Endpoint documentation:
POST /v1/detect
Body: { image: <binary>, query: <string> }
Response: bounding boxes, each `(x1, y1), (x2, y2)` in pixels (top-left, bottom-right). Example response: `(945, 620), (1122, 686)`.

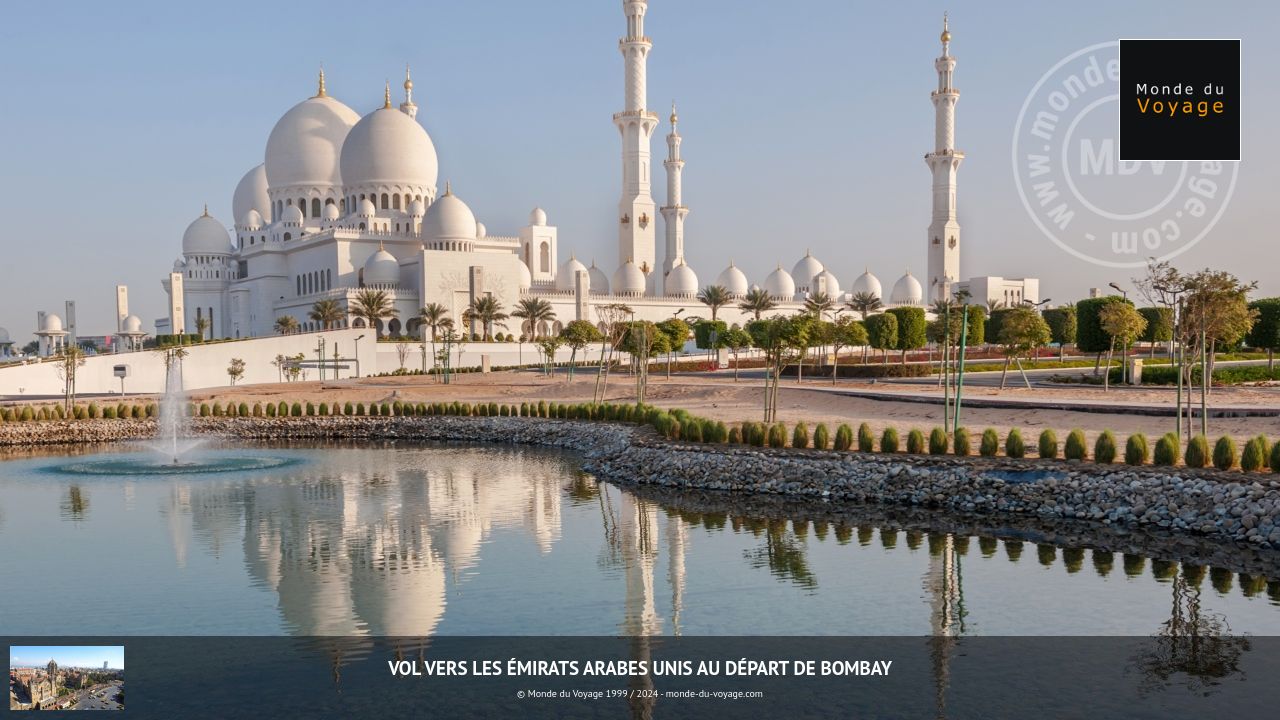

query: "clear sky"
(0, 0), (1274, 340)
(9, 645), (124, 669)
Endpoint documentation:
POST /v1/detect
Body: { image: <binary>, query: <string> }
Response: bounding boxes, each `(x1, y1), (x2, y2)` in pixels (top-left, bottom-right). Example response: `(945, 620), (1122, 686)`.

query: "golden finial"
(316, 65), (327, 98)
(383, 80), (392, 109)
(404, 64), (413, 92)
(941, 12), (951, 44)
(379, 239), (385, 251)
(202, 203), (209, 217)
(444, 180), (452, 196)
(670, 100), (678, 125)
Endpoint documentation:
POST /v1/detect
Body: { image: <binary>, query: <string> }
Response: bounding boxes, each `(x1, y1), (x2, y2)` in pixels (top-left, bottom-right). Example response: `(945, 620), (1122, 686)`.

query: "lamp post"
(353, 334), (365, 378)
(1153, 280), (1188, 442)
(1108, 283), (1130, 383)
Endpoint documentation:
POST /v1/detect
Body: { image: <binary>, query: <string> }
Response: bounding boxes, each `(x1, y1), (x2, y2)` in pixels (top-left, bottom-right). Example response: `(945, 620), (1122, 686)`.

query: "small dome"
(40, 314), (64, 333)
(850, 268), (882, 299)
(475, 221), (487, 238)
(172, 257), (187, 270)
(791, 250), (825, 291)
(890, 270), (923, 305)
(322, 202), (340, 221)
(763, 265), (796, 300)
(182, 211), (232, 255)
(240, 209), (264, 230)
(516, 258), (533, 289)
(665, 262), (699, 298)
(363, 246), (400, 286)
(588, 262), (610, 295)
(357, 197), (376, 217)
(715, 262), (749, 297)
(281, 204), (304, 225)
(530, 207), (547, 226)
(408, 199), (426, 217)
(422, 190), (477, 243)
(814, 269), (841, 297)
(557, 255), (588, 292)
(123, 315), (143, 333)
(264, 94), (360, 190)
(339, 105), (438, 194)
(233, 164), (271, 225)
(612, 260), (646, 296)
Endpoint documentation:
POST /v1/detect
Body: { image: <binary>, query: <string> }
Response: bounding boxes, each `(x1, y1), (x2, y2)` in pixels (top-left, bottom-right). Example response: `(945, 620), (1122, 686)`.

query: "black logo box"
(1119, 39), (1240, 161)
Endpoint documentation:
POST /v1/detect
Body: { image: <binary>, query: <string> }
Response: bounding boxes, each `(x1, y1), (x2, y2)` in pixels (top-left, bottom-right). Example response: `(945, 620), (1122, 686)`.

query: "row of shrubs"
(1108, 364), (1280, 386)
(0, 403), (160, 421)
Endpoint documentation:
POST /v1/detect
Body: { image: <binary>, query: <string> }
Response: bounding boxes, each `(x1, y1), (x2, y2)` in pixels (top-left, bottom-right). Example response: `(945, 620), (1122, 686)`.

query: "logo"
(1012, 41), (1238, 269)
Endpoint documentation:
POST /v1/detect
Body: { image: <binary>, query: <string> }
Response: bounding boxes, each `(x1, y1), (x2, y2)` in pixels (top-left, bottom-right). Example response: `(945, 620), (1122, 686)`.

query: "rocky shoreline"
(3, 416), (1279, 554)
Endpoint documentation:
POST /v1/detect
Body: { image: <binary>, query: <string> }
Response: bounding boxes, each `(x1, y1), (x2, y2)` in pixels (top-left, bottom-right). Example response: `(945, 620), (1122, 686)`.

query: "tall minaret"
(926, 13), (963, 303)
(660, 101), (688, 291)
(400, 64), (418, 119)
(615, 0), (659, 290)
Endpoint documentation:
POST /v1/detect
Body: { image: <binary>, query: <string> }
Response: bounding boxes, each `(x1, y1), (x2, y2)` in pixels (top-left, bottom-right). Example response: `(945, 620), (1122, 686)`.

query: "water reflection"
(59, 485), (89, 521)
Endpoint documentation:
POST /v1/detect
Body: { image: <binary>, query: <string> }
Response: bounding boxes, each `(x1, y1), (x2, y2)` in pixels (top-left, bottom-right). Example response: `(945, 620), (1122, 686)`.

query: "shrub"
(749, 422), (766, 447)
(538, 400), (548, 418)
(979, 428), (999, 457)
(1038, 430), (1058, 459)
(1213, 436), (1237, 471)
(711, 421), (729, 443)
(1125, 433), (1149, 466)
(1094, 431), (1117, 464)
(355, 402), (366, 416)
(1252, 435), (1271, 468)
(928, 428), (948, 455)
(304, 402), (314, 416)
(226, 403), (238, 418)
(1271, 441), (1280, 473)
(1005, 429), (1026, 458)
(1065, 429), (1088, 460)
(278, 401), (289, 417)
(200, 403), (211, 417)
(953, 427), (971, 456)
(291, 402), (303, 417)
(1241, 436), (1266, 472)
(768, 423), (788, 449)
(148, 403), (159, 418)
(857, 423), (875, 453)
(345, 401), (355, 415)
(834, 424), (854, 451)
(1185, 435), (1209, 468)
(266, 402), (277, 417)
(102, 406), (116, 419)
(813, 424), (830, 450)
(1153, 433), (1179, 466)
(239, 402), (250, 417)
(212, 402), (225, 417)
(686, 422), (703, 443)
(792, 423), (809, 449)
(117, 403), (127, 418)
(88, 402), (100, 419)
(252, 402), (263, 417)
(904, 428), (924, 454)
(379, 403), (390, 416)
(728, 426), (742, 444)
(318, 402), (328, 416)
(880, 427), (900, 453)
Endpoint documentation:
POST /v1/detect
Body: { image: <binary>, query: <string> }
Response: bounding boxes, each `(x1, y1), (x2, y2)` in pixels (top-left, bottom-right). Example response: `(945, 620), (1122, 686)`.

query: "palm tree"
(697, 285), (731, 322)
(512, 297), (556, 340)
(273, 315), (299, 335)
(194, 316), (211, 341)
(846, 291), (882, 320)
(739, 287), (776, 320)
(309, 299), (343, 330)
(352, 289), (398, 336)
(804, 292), (835, 321)
(416, 303), (450, 341)
(986, 298), (1005, 312)
(463, 295), (509, 341)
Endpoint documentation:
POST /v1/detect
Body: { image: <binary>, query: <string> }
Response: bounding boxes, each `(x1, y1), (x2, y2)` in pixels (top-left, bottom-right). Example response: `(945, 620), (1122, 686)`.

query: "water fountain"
(151, 347), (203, 465)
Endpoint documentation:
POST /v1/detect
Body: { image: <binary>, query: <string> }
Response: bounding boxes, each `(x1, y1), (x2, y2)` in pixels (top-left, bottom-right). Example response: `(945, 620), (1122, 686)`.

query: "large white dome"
(588, 261), (610, 295)
(791, 251), (825, 291)
(665, 262), (699, 298)
(264, 94), (360, 190)
(814, 269), (841, 297)
(715, 262), (749, 297)
(182, 211), (232, 255)
(233, 164), (271, 225)
(363, 246), (400, 286)
(850, 268), (882, 298)
(516, 258), (533, 290)
(422, 190), (477, 242)
(763, 265), (796, 300)
(557, 256), (588, 292)
(122, 315), (143, 333)
(40, 314), (64, 333)
(612, 260), (646, 296)
(339, 106), (438, 195)
(890, 271), (923, 305)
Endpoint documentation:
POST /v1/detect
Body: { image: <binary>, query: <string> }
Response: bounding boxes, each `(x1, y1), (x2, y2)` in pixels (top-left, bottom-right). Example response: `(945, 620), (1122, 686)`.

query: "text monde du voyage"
(1134, 83), (1228, 118)
(388, 658), (893, 678)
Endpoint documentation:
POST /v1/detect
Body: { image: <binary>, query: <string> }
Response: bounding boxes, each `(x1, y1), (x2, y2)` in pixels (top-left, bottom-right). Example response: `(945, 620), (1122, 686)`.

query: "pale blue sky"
(0, 0), (1274, 339)
(10, 645), (124, 669)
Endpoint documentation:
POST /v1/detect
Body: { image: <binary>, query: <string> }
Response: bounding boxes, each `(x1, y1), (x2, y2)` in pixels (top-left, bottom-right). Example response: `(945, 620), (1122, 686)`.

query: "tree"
(986, 307), (1016, 350)
(226, 357), (245, 386)
(1138, 306), (1174, 358)
(986, 298), (1004, 312)
(803, 292), (835, 321)
(846, 291), (882, 320)
(592, 303), (633, 404)
(829, 316), (868, 384)
(747, 315), (809, 422)
(463, 295), (508, 341)
(1247, 298), (1280, 371)
(194, 316), (211, 342)
(1042, 304), (1076, 360)
(656, 317), (690, 378)
(1099, 302), (1148, 391)
(693, 319), (728, 351)
(1076, 296), (1130, 370)
(395, 342), (411, 370)
(416, 303), (451, 341)
(273, 315), (299, 335)
(352, 289), (397, 336)
(697, 285), (731, 322)
(1181, 269), (1257, 399)
(997, 307), (1052, 389)
(887, 307), (927, 364)
(559, 320), (603, 381)
(720, 325), (753, 381)
(512, 297), (555, 340)
(864, 313), (898, 364)
(738, 287), (776, 320)
(54, 345), (86, 413)
(309, 299), (343, 330)
(963, 304), (986, 346)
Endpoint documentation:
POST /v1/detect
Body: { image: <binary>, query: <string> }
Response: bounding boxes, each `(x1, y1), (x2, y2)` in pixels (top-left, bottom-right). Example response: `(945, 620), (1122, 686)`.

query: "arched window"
(327, 268), (332, 289)
(358, 223), (366, 231)
(297, 197), (305, 213)
(286, 198), (292, 206)
(283, 233), (292, 242)
(392, 194), (401, 210)
(539, 242), (550, 273)
(340, 198), (347, 214)
(311, 198), (321, 217)
(380, 193), (389, 209)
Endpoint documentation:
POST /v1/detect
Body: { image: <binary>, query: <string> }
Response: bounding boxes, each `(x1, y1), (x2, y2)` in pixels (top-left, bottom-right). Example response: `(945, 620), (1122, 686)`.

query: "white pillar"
(615, 0), (658, 288)
(925, 14), (963, 304)
(660, 103), (689, 293)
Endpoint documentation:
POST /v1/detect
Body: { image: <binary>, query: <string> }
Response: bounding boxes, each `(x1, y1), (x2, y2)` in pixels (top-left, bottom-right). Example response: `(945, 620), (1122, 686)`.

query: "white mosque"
(155, 4), (1037, 343)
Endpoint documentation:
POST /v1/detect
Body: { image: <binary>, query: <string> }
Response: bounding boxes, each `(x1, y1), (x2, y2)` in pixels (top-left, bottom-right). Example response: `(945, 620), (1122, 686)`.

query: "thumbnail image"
(9, 646), (123, 711)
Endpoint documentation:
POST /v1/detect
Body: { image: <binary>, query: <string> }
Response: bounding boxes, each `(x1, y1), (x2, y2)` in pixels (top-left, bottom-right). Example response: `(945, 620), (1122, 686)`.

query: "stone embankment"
(2, 417), (1278, 551)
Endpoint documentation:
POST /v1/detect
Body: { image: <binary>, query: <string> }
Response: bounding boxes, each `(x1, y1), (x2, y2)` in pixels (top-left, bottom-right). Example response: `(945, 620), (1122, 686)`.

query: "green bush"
(226, 403), (238, 417)
(979, 428), (999, 457)
(712, 421), (729, 443)
(319, 402), (330, 416)
(928, 427), (948, 455)
(905, 428), (924, 454)
(1038, 429), (1058, 459)
(345, 401), (355, 415)
(1185, 435), (1209, 468)
(355, 402), (366, 416)
(278, 401), (289, 417)
(88, 402), (100, 419)
(1252, 435), (1270, 468)
(768, 423), (788, 449)
(290, 402), (302, 417)
(813, 423), (830, 450)
(953, 427), (971, 456)
(304, 402), (315, 416)
(147, 403), (159, 418)
(537, 400), (548, 418)
(1213, 436), (1237, 471)
(266, 402), (277, 417)
(857, 423), (875, 453)
(686, 422), (703, 443)
(239, 402), (250, 417)
(792, 423), (809, 449)
(1065, 429), (1088, 460)
(748, 422), (766, 447)
(1094, 431), (1117, 464)
(1241, 436), (1267, 472)
(1005, 429), (1026, 458)
(212, 402), (225, 417)
(728, 426), (742, 444)
(200, 403), (211, 417)
(880, 427), (899, 453)
(102, 406), (116, 419)
(834, 424), (854, 451)
(1125, 433), (1149, 466)
(252, 402), (263, 417)
(1153, 433), (1179, 466)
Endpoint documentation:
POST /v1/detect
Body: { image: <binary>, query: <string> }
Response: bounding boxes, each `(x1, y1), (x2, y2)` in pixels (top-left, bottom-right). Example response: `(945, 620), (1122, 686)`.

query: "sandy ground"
(170, 368), (1280, 444)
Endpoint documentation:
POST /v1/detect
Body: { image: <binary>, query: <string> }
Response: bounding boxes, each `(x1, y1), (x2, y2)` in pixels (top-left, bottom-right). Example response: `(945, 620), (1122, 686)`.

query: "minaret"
(400, 64), (418, 119)
(926, 13), (963, 303)
(660, 101), (688, 291)
(614, 0), (658, 291)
